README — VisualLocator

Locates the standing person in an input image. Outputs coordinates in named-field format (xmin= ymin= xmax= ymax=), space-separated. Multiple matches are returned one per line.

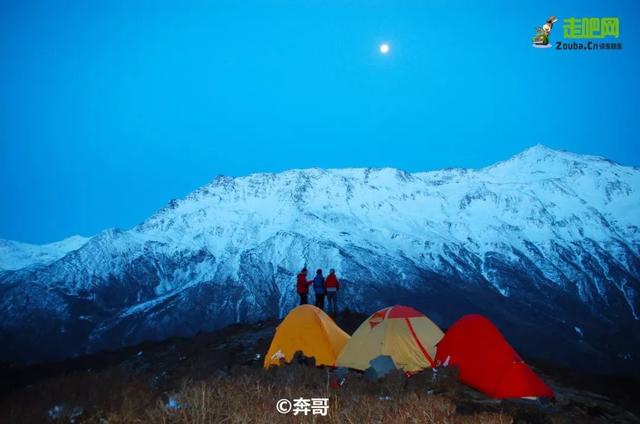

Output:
xmin=296 ymin=267 xmax=312 ymax=305
xmin=325 ymin=268 xmax=340 ymax=315
xmin=313 ymin=269 xmax=326 ymax=310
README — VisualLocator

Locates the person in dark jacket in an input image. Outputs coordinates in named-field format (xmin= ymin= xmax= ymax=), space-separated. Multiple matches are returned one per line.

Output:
xmin=296 ymin=267 xmax=312 ymax=305
xmin=325 ymin=268 xmax=340 ymax=314
xmin=313 ymin=269 xmax=326 ymax=310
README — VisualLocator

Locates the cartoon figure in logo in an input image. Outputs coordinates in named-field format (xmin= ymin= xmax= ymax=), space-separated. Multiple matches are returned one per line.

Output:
xmin=532 ymin=16 xmax=558 ymax=47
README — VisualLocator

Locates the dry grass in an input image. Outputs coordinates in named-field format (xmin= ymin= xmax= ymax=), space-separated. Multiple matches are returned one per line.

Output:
xmin=0 ymin=361 xmax=514 ymax=424
xmin=143 ymin=366 xmax=513 ymax=424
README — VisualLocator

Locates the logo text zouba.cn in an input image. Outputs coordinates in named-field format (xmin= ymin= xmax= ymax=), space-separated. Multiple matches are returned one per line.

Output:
xmin=557 ymin=17 xmax=622 ymax=50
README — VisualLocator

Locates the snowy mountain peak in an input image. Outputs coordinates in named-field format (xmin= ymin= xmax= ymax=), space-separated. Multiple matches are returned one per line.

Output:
xmin=119 ymin=145 xmax=640 ymax=262
xmin=482 ymin=145 xmax=631 ymax=184
xmin=518 ymin=143 xmax=562 ymax=157
xmin=1 ymin=146 xmax=639 ymax=376
xmin=0 ymin=235 xmax=90 ymax=270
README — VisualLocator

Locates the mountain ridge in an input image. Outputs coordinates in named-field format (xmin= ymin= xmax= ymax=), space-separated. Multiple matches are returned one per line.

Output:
xmin=1 ymin=146 xmax=638 ymax=377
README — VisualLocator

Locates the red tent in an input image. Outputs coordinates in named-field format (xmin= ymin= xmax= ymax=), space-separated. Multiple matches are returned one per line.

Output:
xmin=435 ymin=314 xmax=554 ymax=399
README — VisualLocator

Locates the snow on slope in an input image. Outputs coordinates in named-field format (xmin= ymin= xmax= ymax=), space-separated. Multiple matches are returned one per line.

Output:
xmin=0 ymin=235 xmax=89 ymax=270
xmin=3 ymin=145 xmax=639 ymax=311
xmin=124 ymin=145 xmax=639 ymax=311
xmin=140 ymin=144 xmax=639 ymax=247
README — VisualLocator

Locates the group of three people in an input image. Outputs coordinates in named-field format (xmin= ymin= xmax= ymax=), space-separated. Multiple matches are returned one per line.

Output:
xmin=296 ymin=267 xmax=340 ymax=314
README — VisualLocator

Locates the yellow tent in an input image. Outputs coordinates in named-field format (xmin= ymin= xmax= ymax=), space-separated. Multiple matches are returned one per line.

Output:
xmin=263 ymin=305 xmax=350 ymax=368
xmin=336 ymin=305 xmax=444 ymax=372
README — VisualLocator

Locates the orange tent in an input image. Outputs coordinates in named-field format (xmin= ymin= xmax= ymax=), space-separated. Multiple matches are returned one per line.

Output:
xmin=263 ymin=305 xmax=350 ymax=368
xmin=336 ymin=305 xmax=443 ymax=372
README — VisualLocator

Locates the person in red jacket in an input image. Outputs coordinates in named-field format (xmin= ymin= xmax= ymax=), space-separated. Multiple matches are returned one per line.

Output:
xmin=296 ymin=267 xmax=313 ymax=305
xmin=325 ymin=268 xmax=340 ymax=314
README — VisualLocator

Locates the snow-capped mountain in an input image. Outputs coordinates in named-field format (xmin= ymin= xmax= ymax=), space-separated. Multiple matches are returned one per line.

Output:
xmin=0 ymin=235 xmax=89 ymax=271
xmin=1 ymin=146 xmax=639 ymax=376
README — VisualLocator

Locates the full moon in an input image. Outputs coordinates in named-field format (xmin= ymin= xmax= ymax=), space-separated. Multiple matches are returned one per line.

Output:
xmin=379 ymin=43 xmax=390 ymax=54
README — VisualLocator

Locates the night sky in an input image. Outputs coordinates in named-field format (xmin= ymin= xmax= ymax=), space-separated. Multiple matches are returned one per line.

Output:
xmin=1 ymin=0 xmax=639 ymax=243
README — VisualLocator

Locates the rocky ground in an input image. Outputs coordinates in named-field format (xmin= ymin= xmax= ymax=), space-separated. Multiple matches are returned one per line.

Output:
xmin=0 ymin=311 xmax=638 ymax=423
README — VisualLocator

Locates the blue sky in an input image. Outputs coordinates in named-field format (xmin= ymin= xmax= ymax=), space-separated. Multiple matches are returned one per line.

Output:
xmin=1 ymin=0 xmax=639 ymax=243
